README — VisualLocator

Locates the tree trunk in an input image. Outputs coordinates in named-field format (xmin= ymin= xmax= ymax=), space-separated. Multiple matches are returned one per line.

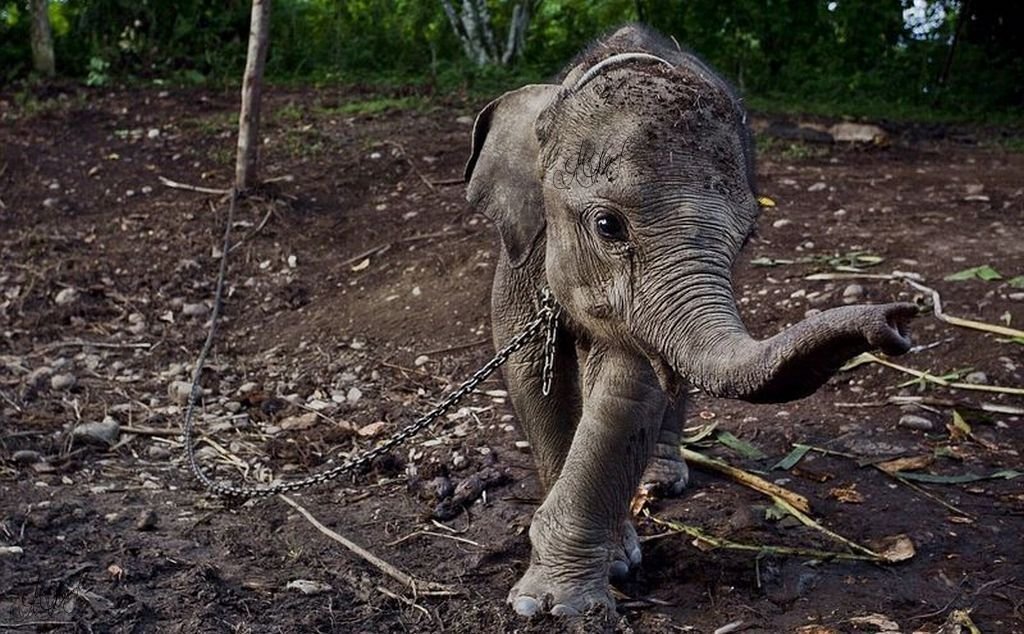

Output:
xmin=29 ymin=0 xmax=55 ymax=77
xmin=236 ymin=0 xmax=272 ymax=191
xmin=501 ymin=2 xmax=534 ymax=65
xmin=442 ymin=0 xmax=534 ymax=66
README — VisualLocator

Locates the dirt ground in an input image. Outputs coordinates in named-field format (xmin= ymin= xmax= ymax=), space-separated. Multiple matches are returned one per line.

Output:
xmin=1 ymin=83 xmax=1022 ymax=634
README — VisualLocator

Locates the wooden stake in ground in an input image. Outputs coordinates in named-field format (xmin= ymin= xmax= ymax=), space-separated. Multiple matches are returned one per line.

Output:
xmin=29 ymin=0 xmax=55 ymax=77
xmin=236 ymin=0 xmax=272 ymax=191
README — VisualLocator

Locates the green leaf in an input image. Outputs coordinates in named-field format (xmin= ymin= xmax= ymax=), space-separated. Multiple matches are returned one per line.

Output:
xmin=1008 ymin=276 xmax=1024 ymax=288
xmin=773 ymin=444 xmax=811 ymax=471
xmin=944 ymin=265 xmax=1003 ymax=281
xmin=764 ymin=502 xmax=790 ymax=521
xmin=716 ymin=431 xmax=767 ymax=460
xmin=895 ymin=469 xmax=1022 ymax=484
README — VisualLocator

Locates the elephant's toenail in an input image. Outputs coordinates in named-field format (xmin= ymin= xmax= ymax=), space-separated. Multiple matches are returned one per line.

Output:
xmin=629 ymin=545 xmax=642 ymax=566
xmin=551 ymin=604 xmax=580 ymax=617
xmin=609 ymin=559 xmax=630 ymax=579
xmin=513 ymin=596 xmax=540 ymax=616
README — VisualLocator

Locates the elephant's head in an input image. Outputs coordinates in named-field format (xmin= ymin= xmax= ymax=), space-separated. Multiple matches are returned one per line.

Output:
xmin=466 ymin=53 xmax=915 ymax=403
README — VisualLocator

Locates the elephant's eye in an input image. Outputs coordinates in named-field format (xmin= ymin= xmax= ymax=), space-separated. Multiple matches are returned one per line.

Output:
xmin=594 ymin=212 xmax=627 ymax=241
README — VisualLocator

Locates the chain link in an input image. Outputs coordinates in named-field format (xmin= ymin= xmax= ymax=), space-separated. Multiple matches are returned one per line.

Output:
xmin=541 ymin=288 xmax=561 ymax=396
xmin=184 ymin=279 xmax=561 ymax=499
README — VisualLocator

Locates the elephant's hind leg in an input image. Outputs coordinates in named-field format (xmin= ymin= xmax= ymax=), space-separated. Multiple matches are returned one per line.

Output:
xmin=640 ymin=397 xmax=690 ymax=496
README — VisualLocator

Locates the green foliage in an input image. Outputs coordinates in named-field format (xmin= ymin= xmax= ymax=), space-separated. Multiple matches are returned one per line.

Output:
xmin=0 ymin=0 xmax=1021 ymax=122
xmin=944 ymin=265 xmax=1003 ymax=281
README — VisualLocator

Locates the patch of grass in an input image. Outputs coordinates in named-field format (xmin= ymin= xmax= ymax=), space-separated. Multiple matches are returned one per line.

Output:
xmin=990 ymin=136 xmax=1024 ymax=153
xmin=755 ymin=136 xmax=829 ymax=161
xmin=180 ymin=111 xmax=236 ymax=136
xmin=746 ymin=93 xmax=1024 ymax=127
xmin=325 ymin=95 xmax=431 ymax=116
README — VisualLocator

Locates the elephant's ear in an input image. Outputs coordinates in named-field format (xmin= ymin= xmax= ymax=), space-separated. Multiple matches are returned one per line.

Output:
xmin=465 ymin=84 xmax=558 ymax=268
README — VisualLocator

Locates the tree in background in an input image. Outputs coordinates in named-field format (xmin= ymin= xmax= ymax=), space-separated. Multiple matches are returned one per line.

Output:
xmin=236 ymin=0 xmax=271 ymax=191
xmin=29 ymin=0 xmax=54 ymax=75
xmin=441 ymin=0 xmax=538 ymax=66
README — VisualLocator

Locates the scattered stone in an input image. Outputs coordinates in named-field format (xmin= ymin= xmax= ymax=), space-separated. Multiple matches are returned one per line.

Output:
xmin=286 ymin=579 xmax=332 ymax=595
xmin=452 ymin=453 xmax=468 ymax=470
xmin=54 ymin=287 xmax=79 ymax=305
xmin=135 ymin=509 xmax=159 ymax=531
xmin=842 ymin=283 xmax=864 ymax=304
xmin=772 ymin=218 xmax=792 ymax=229
xmin=147 ymin=128 xmax=160 ymax=139
xmin=455 ymin=115 xmax=474 ymax=126
xmin=12 ymin=450 xmax=43 ymax=465
xmin=514 ymin=440 xmax=531 ymax=453
xmin=168 ymin=380 xmax=193 ymax=405
xmin=0 ymin=546 xmax=25 ymax=557
xmin=807 ymin=182 xmax=827 ymax=192
xmin=346 ymin=387 xmax=363 ymax=403
xmin=50 ymin=373 xmax=77 ymax=391
xmin=181 ymin=303 xmax=209 ymax=318
xmin=224 ymin=400 xmax=242 ymax=413
xmin=72 ymin=418 xmax=121 ymax=446
xmin=239 ymin=381 xmax=258 ymax=394
xmin=963 ymin=371 xmax=989 ymax=385
xmin=414 ymin=355 xmax=430 ymax=367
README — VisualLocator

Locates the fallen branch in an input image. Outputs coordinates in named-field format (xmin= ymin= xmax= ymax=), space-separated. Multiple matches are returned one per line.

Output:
xmin=158 ymin=175 xmax=231 ymax=196
xmin=279 ymin=494 xmax=457 ymax=596
xmin=644 ymin=512 xmax=880 ymax=562
xmin=805 ymin=270 xmax=923 ymax=281
xmin=904 ymin=277 xmax=1024 ymax=340
xmin=847 ymin=353 xmax=1024 ymax=396
xmin=680 ymin=447 xmax=811 ymax=514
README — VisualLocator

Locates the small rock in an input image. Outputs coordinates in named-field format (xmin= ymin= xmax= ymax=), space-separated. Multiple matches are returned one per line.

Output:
xmin=452 ymin=453 xmax=468 ymax=470
xmin=147 ymin=445 xmax=171 ymax=459
xmin=514 ymin=440 xmax=531 ymax=453
xmin=829 ymin=122 xmax=887 ymax=144
xmin=181 ymin=303 xmax=209 ymax=318
xmin=414 ymin=355 xmax=430 ymax=367
xmin=346 ymin=387 xmax=363 ymax=403
xmin=807 ymin=182 xmax=827 ymax=192
xmin=842 ymin=283 xmax=864 ymax=304
xmin=772 ymin=218 xmax=792 ymax=229
xmin=0 ymin=546 xmax=25 ymax=557
xmin=54 ymin=288 xmax=79 ymax=305
xmin=963 ymin=371 xmax=988 ymax=385
xmin=12 ymin=450 xmax=43 ymax=465
xmin=280 ymin=412 xmax=318 ymax=431
xmin=239 ymin=382 xmax=258 ymax=394
xmin=50 ymin=373 xmax=77 ymax=391
xmin=135 ymin=509 xmax=159 ymax=531
xmin=286 ymin=579 xmax=332 ymax=595
xmin=168 ymin=380 xmax=194 ymax=405
xmin=147 ymin=128 xmax=160 ymax=139
xmin=357 ymin=421 xmax=388 ymax=437
xmin=72 ymin=418 xmax=121 ymax=446
xmin=455 ymin=115 xmax=474 ymax=125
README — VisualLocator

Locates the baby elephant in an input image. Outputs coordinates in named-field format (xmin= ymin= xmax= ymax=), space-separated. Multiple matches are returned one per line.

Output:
xmin=464 ymin=24 xmax=916 ymax=617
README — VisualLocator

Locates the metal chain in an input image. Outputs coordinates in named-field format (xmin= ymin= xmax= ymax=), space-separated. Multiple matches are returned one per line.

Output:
xmin=541 ymin=288 xmax=561 ymax=396
xmin=182 ymin=190 xmax=561 ymax=499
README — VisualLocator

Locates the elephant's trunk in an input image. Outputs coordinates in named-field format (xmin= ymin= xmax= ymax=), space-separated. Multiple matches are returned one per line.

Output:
xmin=636 ymin=269 xmax=916 ymax=403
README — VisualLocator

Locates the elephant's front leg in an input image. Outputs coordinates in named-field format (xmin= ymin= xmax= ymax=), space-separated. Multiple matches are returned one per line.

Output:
xmin=509 ymin=346 xmax=666 ymax=617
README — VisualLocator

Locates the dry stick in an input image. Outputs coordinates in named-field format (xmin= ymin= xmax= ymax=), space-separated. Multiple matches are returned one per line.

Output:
xmin=375 ymin=585 xmax=434 ymax=623
xmin=835 ymin=395 xmax=1024 ymax=416
xmin=854 ymin=352 xmax=1024 ymax=396
xmin=385 ymin=529 xmax=482 ymax=548
xmin=905 ymin=277 xmax=1024 ymax=340
xmin=158 ymin=175 xmax=231 ymax=196
xmin=644 ymin=513 xmax=880 ymax=562
xmin=681 ymin=449 xmax=887 ymax=559
xmin=680 ymin=448 xmax=811 ymax=514
xmin=279 ymin=494 xmax=457 ymax=596
xmin=342 ymin=229 xmax=463 ymax=267
xmin=799 ymin=444 xmax=973 ymax=518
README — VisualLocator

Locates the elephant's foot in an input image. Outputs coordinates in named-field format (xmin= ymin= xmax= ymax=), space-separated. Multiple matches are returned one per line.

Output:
xmin=608 ymin=520 xmax=642 ymax=579
xmin=640 ymin=443 xmax=689 ymax=496
xmin=509 ymin=561 xmax=614 ymax=617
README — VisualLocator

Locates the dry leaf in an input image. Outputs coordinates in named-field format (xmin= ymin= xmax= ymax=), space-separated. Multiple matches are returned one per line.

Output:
xmin=350 ymin=258 xmax=370 ymax=271
xmin=868 ymin=534 xmax=915 ymax=563
xmin=828 ymin=484 xmax=865 ymax=504
xmin=758 ymin=196 xmax=776 ymax=207
xmin=630 ymin=487 xmax=653 ymax=516
xmin=849 ymin=613 xmax=900 ymax=631
xmin=876 ymin=454 xmax=933 ymax=475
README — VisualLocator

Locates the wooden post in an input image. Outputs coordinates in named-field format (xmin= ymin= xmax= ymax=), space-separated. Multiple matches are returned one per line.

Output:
xmin=29 ymin=0 xmax=55 ymax=77
xmin=235 ymin=0 xmax=272 ymax=191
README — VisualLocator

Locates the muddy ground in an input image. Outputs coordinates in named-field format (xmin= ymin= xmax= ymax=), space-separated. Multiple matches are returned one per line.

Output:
xmin=1 ymin=83 xmax=1022 ymax=633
